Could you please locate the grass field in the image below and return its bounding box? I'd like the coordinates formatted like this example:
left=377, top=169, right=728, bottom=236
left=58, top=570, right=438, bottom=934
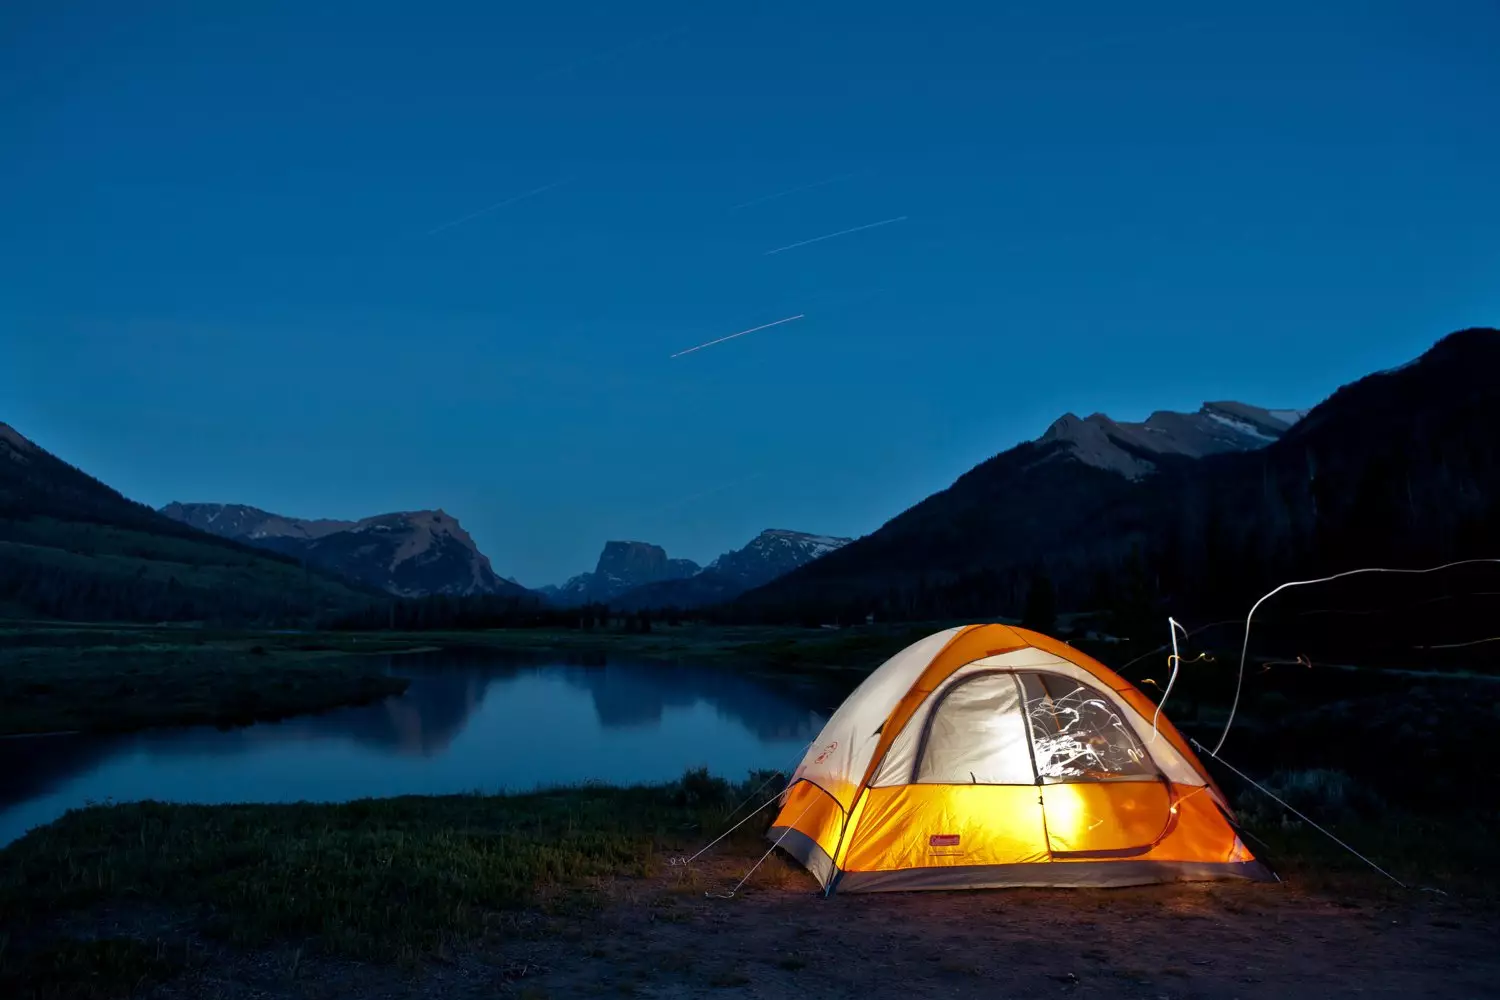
left=0, top=769, right=1493, bottom=1000
left=0, top=770, right=783, bottom=998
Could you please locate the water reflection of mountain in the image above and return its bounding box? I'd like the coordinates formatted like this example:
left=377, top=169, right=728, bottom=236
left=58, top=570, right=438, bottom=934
left=256, top=659, right=510, bottom=758
left=0, top=656, right=508, bottom=815
left=556, top=662, right=827, bottom=743
left=0, top=650, right=828, bottom=821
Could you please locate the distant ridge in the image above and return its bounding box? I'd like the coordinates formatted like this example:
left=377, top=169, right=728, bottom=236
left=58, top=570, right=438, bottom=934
left=540, top=541, right=701, bottom=606
left=159, top=502, right=526, bottom=599
left=609, top=529, right=852, bottom=611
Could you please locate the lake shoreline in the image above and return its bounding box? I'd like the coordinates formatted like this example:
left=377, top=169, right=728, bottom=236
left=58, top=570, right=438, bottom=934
left=8, top=618, right=1492, bottom=739
left=0, top=622, right=936, bottom=738
left=2, top=773, right=1495, bottom=1000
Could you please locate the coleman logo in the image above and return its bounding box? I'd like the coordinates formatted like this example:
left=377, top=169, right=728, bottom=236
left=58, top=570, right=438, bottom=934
left=812, top=741, right=839, bottom=764
left=929, top=834, right=961, bottom=847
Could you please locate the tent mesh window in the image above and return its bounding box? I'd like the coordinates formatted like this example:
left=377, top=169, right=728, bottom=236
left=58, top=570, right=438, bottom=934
left=1017, top=672, right=1156, bottom=783
left=912, top=673, right=1035, bottom=785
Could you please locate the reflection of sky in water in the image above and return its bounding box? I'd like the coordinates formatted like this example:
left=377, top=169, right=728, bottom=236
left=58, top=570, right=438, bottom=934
left=0, top=658, right=828, bottom=848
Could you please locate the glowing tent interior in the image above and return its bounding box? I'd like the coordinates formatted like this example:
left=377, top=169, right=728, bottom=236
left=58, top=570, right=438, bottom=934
left=768, top=624, right=1274, bottom=893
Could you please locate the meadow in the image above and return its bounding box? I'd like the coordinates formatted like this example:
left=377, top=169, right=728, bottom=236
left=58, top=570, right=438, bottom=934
left=1, top=768, right=1495, bottom=1000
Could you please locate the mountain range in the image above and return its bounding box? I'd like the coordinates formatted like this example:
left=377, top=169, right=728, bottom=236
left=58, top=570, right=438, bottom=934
left=548, top=530, right=854, bottom=611
left=1039, top=401, right=1308, bottom=479
left=730, top=327, right=1500, bottom=627
left=4, top=326, right=1496, bottom=628
left=159, top=502, right=527, bottom=600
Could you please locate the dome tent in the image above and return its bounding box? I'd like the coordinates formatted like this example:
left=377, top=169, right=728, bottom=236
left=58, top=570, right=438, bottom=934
left=768, top=624, right=1274, bottom=894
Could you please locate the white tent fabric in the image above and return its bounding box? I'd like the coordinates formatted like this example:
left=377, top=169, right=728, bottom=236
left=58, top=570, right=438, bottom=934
left=787, top=627, right=965, bottom=810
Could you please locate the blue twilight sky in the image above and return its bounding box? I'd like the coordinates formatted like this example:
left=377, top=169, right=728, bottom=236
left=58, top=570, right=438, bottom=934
left=3, top=0, right=1497, bottom=587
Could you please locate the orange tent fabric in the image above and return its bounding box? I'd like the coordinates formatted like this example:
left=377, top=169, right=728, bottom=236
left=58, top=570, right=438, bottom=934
left=767, top=624, right=1272, bottom=893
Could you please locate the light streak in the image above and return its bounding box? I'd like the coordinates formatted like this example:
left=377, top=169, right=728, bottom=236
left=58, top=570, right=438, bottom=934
left=1417, top=635, right=1500, bottom=650
left=669, top=314, right=804, bottom=358
left=651, top=473, right=765, bottom=515
left=425, top=179, right=569, bottom=236
left=1026, top=684, right=1144, bottom=779
left=1259, top=654, right=1313, bottom=673
left=1116, top=588, right=1500, bottom=685
left=729, top=173, right=855, bottom=212
left=1114, top=618, right=1245, bottom=676
left=763, top=216, right=907, bottom=256
left=1212, top=558, right=1500, bottom=756
left=1150, top=618, right=1188, bottom=744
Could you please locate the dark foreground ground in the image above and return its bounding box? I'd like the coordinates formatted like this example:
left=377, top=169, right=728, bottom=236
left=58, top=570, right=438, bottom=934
left=3, top=778, right=1496, bottom=1000
left=135, top=861, right=1500, bottom=1000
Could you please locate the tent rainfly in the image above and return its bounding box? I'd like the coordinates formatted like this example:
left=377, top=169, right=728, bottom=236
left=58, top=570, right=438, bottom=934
left=768, top=624, right=1274, bottom=894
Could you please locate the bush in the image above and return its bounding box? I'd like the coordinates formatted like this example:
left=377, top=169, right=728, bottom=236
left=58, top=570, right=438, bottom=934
left=1235, top=767, right=1386, bottom=828
left=673, top=767, right=730, bottom=809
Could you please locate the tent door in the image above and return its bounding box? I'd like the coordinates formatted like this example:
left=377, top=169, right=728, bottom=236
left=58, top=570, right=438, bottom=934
left=1018, top=671, right=1176, bottom=857
left=1039, top=780, right=1175, bottom=857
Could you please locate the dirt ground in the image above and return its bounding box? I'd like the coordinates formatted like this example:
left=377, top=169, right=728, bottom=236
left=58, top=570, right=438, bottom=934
left=117, top=856, right=1499, bottom=1000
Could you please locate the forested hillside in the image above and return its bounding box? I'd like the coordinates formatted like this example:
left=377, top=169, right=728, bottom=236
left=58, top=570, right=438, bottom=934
left=728, top=328, right=1500, bottom=629
left=0, top=423, right=373, bottom=624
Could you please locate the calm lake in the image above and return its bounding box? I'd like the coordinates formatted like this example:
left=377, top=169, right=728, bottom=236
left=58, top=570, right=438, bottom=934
left=0, top=650, right=833, bottom=848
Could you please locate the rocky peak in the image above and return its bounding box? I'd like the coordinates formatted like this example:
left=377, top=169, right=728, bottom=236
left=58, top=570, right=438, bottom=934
left=546, top=540, right=701, bottom=605
left=1040, top=401, right=1306, bottom=480
left=593, top=540, right=699, bottom=587
left=350, top=509, right=499, bottom=582
left=707, top=529, right=853, bottom=587
left=159, top=501, right=520, bottom=598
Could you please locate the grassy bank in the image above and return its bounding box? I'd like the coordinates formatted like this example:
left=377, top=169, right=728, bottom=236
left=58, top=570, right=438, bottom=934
left=0, top=621, right=954, bottom=737
left=1, top=770, right=1494, bottom=1000
left=335, top=620, right=959, bottom=673
left=0, top=770, right=782, bottom=998
left=0, top=629, right=411, bottom=736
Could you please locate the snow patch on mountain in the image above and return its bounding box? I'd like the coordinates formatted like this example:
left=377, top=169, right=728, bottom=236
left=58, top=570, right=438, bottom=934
left=1206, top=411, right=1277, bottom=442
left=705, top=528, right=853, bottom=585
left=1040, top=400, right=1306, bottom=480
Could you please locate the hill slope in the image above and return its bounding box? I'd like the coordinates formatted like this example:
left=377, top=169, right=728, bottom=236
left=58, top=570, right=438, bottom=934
left=0, top=425, right=374, bottom=624
left=732, top=328, right=1500, bottom=624
left=160, top=502, right=527, bottom=599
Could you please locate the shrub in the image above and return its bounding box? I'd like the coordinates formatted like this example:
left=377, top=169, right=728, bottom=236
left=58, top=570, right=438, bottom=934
left=1235, top=767, right=1386, bottom=828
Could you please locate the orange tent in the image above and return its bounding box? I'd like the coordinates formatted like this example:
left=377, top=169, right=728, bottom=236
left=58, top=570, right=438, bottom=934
left=768, top=624, right=1273, bottom=893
